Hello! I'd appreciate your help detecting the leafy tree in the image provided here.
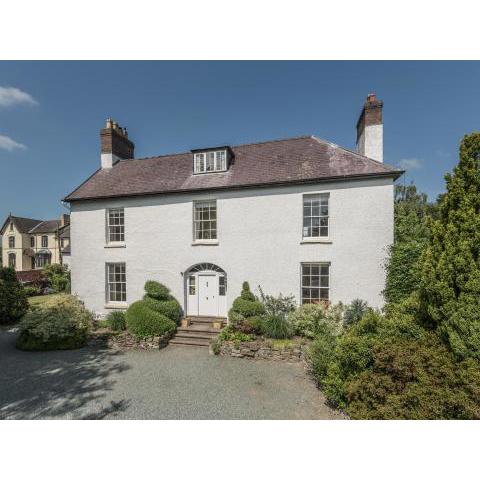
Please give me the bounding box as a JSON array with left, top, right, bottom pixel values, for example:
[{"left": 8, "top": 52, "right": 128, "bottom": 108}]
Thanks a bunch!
[
  {"left": 419, "top": 133, "right": 480, "bottom": 359},
  {"left": 0, "top": 267, "right": 29, "bottom": 324},
  {"left": 383, "top": 183, "right": 432, "bottom": 304},
  {"left": 43, "top": 263, "right": 70, "bottom": 293}
]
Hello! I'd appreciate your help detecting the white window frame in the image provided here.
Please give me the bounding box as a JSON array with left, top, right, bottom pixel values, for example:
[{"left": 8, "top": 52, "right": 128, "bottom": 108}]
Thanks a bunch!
[
  {"left": 301, "top": 262, "right": 330, "bottom": 304},
  {"left": 106, "top": 262, "right": 127, "bottom": 304},
  {"left": 193, "top": 150, "right": 227, "bottom": 174},
  {"left": 302, "top": 193, "right": 330, "bottom": 240},
  {"left": 106, "top": 208, "right": 125, "bottom": 244},
  {"left": 193, "top": 200, "right": 217, "bottom": 242}
]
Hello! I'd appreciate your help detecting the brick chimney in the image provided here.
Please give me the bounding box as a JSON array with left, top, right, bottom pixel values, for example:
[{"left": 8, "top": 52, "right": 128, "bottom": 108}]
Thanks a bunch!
[
  {"left": 356, "top": 93, "right": 383, "bottom": 163},
  {"left": 100, "top": 118, "right": 135, "bottom": 169}
]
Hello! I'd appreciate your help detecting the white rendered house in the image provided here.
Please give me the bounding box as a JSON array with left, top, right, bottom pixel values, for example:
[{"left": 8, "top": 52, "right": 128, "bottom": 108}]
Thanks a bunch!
[{"left": 64, "top": 94, "right": 402, "bottom": 318}]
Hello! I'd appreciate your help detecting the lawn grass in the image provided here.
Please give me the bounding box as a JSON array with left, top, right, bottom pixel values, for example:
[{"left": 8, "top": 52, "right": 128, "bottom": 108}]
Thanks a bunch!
[{"left": 28, "top": 293, "right": 67, "bottom": 308}]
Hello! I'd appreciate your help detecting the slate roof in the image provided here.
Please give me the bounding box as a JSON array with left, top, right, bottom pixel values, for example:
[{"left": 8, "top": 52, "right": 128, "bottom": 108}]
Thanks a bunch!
[
  {"left": 0, "top": 216, "right": 43, "bottom": 235},
  {"left": 64, "top": 135, "right": 403, "bottom": 202},
  {"left": 29, "top": 220, "right": 61, "bottom": 234}
]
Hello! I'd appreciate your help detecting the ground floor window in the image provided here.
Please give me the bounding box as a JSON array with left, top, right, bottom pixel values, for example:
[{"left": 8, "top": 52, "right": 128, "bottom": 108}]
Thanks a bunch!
[
  {"left": 301, "top": 262, "right": 329, "bottom": 304},
  {"left": 219, "top": 276, "right": 226, "bottom": 296},
  {"left": 31, "top": 257, "right": 36, "bottom": 270},
  {"left": 36, "top": 253, "right": 51, "bottom": 268},
  {"left": 8, "top": 253, "right": 16, "bottom": 269},
  {"left": 106, "top": 263, "right": 126, "bottom": 303}
]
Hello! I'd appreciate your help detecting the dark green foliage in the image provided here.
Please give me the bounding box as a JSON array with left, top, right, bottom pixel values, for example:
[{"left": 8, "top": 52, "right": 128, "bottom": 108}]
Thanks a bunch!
[
  {"left": 246, "top": 315, "right": 265, "bottom": 335},
  {"left": 0, "top": 267, "right": 28, "bottom": 324},
  {"left": 106, "top": 310, "right": 126, "bottom": 331},
  {"left": 383, "top": 184, "right": 432, "bottom": 304},
  {"left": 419, "top": 133, "right": 480, "bottom": 360},
  {"left": 308, "top": 331, "right": 337, "bottom": 387},
  {"left": 24, "top": 286, "right": 41, "bottom": 297},
  {"left": 144, "top": 280, "right": 171, "bottom": 300},
  {"left": 228, "top": 310, "right": 264, "bottom": 334},
  {"left": 43, "top": 263, "right": 71, "bottom": 293},
  {"left": 143, "top": 296, "right": 181, "bottom": 322},
  {"left": 125, "top": 301, "right": 176, "bottom": 338},
  {"left": 262, "top": 314, "right": 293, "bottom": 339},
  {"left": 344, "top": 299, "right": 370, "bottom": 327},
  {"left": 231, "top": 298, "right": 265, "bottom": 317},
  {"left": 240, "top": 281, "right": 256, "bottom": 302},
  {"left": 16, "top": 295, "right": 92, "bottom": 351},
  {"left": 218, "top": 325, "right": 255, "bottom": 343},
  {"left": 125, "top": 281, "right": 179, "bottom": 338}
]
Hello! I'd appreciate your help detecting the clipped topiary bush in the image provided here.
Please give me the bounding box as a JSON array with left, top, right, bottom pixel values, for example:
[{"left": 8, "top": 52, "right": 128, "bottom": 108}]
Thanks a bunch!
[
  {"left": 143, "top": 295, "right": 181, "bottom": 323},
  {"left": 144, "top": 280, "right": 171, "bottom": 300},
  {"left": 0, "top": 267, "right": 28, "bottom": 325},
  {"left": 231, "top": 298, "right": 265, "bottom": 317},
  {"left": 125, "top": 281, "right": 179, "bottom": 339},
  {"left": 16, "top": 295, "right": 93, "bottom": 351},
  {"left": 125, "top": 301, "right": 176, "bottom": 338},
  {"left": 229, "top": 282, "right": 265, "bottom": 331},
  {"left": 106, "top": 310, "right": 126, "bottom": 331}
]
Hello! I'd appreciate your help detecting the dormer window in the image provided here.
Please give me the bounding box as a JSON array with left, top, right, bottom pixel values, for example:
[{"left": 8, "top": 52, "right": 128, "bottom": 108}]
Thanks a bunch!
[{"left": 193, "top": 149, "right": 228, "bottom": 174}]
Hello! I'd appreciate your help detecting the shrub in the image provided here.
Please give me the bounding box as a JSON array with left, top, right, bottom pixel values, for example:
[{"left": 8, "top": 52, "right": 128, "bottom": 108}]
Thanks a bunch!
[
  {"left": 344, "top": 299, "right": 370, "bottom": 327},
  {"left": 24, "top": 286, "right": 41, "bottom": 297},
  {"left": 125, "top": 301, "right": 176, "bottom": 338},
  {"left": 289, "top": 303, "right": 344, "bottom": 339},
  {"left": 143, "top": 296, "right": 181, "bottom": 322},
  {"left": 246, "top": 315, "right": 265, "bottom": 335},
  {"left": 263, "top": 314, "right": 293, "bottom": 339},
  {"left": 0, "top": 267, "right": 28, "bottom": 324},
  {"left": 144, "top": 280, "right": 171, "bottom": 300},
  {"left": 43, "top": 264, "right": 70, "bottom": 293},
  {"left": 240, "top": 281, "right": 256, "bottom": 302},
  {"left": 258, "top": 286, "right": 296, "bottom": 317},
  {"left": 218, "top": 325, "right": 255, "bottom": 343},
  {"left": 231, "top": 298, "right": 265, "bottom": 318},
  {"left": 106, "top": 310, "right": 126, "bottom": 331},
  {"left": 16, "top": 295, "right": 92, "bottom": 351},
  {"left": 308, "top": 331, "right": 337, "bottom": 386}
]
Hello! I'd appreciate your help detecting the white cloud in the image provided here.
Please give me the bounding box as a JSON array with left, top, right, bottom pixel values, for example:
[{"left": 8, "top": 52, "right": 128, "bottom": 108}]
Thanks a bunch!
[
  {"left": 0, "top": 86, "right": 37, "bottom": 107},
  {"left": 0, "top": 134, "right": 27, "bottom": 151},
  {"left": 398, "top": 158, "right": 423, "bottom": 170}
]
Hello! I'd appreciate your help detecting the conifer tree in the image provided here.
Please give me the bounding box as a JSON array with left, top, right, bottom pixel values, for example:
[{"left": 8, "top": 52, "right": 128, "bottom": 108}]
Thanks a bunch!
[{"left": 419, "top": 133, "right": 480, "bottom": 359}]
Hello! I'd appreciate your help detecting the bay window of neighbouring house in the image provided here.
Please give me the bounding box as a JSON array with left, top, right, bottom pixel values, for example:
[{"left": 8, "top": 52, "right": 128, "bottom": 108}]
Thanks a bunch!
[
  {"left": 303, "top": 193, "right": 329, "bottom": 238},
  {"left": 106, "top": 263, "right": 126, "bottom": 303},
  {"left": 193, "top": 200, "right": 217, "bottom": 241},
  {"left": 36, "top": 253, "right": 51, "bottom": 268},
  {"left": 193, "top": 150, "right": 227, "bottom": 174},
  {"left": 301, "top": 263, "right": 330, "bottom": 304},
  {"left": 41, "top": 235, "right": 48, "bottom": 248},
  {"left": 8, "top": 253, "right": 16, "bottom": 268},
  {"left": 106, "top": 208, "right": 125, "bottom": 243},
  {"left": 8, "top": 236, "right": 15, "bottom": 248}
]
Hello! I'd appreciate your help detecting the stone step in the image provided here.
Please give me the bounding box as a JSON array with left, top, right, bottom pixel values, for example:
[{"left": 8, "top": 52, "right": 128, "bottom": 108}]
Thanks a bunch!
[
  {"left": 177, "top": 326, "right": 220, "bottom": 334},
  {"left": 174, "top": 331, "right": 216, "bottom": 341},
  {"left": 187, "top": 316, "right": 227, "bottom": 325},
  {"left": 170, "top": 337, "right": 211, "bottom": 347}
]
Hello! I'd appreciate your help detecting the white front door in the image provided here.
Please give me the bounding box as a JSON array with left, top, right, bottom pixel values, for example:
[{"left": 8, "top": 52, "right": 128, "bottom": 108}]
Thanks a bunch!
[{"left": 198, "top": 274, "right": 218, "bottom": 316}]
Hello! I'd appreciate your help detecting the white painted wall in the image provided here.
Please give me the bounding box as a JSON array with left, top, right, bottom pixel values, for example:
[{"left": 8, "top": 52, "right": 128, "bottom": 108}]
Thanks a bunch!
[
  {"left": 70, "top": 177, "right": 394, "bottom": 316},
  {"left": 357, "top": 124, "right": 383, "bottom": 163}
]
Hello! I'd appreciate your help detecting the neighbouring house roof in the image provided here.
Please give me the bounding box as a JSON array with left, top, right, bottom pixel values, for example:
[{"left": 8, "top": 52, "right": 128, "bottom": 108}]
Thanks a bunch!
[
  {"left": 64, "top": 135, "right": 403, "bottom": 202},
  {"left": 59, "top": 224, "right": 70, "bottom": 239},
  {"left": 0, "top": 215, "right": 43, "bottom": 235},
  {"left": 29, "top": 220, "right": 61, "bottom": 234}
]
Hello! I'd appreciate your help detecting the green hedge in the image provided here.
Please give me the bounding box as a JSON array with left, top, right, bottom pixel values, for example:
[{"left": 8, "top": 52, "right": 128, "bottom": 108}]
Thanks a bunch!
[
  {"left": 0, "top": 267, "right": 28, "bottom": 324},
  {"left": 231, "top": 297, "right": 265, "bottom": 317},
  {"left": 16, "top": 295, "right": 93, "bottom": 351},
  {"left": 126, "top": 300, "right": 176, "bottom": 338}
]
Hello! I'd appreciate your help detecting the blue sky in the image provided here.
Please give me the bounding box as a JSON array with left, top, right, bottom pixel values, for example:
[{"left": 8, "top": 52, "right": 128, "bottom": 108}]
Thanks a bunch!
[{"left": 1, "top": 61, "right": 480, "bottom": 222}]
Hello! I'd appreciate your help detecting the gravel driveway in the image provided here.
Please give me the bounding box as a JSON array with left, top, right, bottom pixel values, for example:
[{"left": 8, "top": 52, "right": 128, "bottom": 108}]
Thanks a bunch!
[{"left": 0, "top": 329, "right": 342, "bottom": 420}]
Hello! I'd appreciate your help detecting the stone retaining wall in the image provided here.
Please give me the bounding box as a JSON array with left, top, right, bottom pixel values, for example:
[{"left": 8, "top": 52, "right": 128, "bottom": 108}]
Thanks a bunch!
[
  {"left": 107, "top": 331, "right": 172, "bottom": 350},
  {"left": 213, "top": 338, "right": 309, "bottom": 362}
]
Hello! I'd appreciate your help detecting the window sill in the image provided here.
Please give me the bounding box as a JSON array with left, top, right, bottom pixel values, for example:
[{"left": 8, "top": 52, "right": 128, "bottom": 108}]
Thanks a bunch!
[
  {"left": 104, "top": 243, "right": 126, "bottom": 248},
  {"left": 300, "top": 238, "right": 332, "bottom": 244},
  {"left": 104, "top": 302, "right": 128, "bottom": 310},
  {"left": 191, "top": 240, "right": 219, "bottom": 246}
]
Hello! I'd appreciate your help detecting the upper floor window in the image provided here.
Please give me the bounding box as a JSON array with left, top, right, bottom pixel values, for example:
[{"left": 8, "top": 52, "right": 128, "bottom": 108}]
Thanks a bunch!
[
  {"left": 303, "top": 193, "right": 329, "bottom": 238},
  {"left": 8, "top": 236, "right": 15, "bottom": 248},
  {"left": 106, "top": 263, "right": 126, "bottom": 303},
  {"left": 9, "top": 222, "right": 13, "bottom": 231},
  {"left": 301, "top": 263, "right": 329, "bottom": 304},
  {"left": 193, "top": 200, "right": 217, "bottom": 241},
  {"left": 30, "top": 236, "right": 35, "bottom": 248},
  {"left": 8, "top": 253, "right": 16, "bottom": 269},
  {"left": 193, "top": 150, "right": 227, "bottom": 174},
  {"left": 41, "top": 235, "right": 48, "bottom": 248},
  {"left": 106, "top": 208, "right": 125, "bottom": 243},
  {"left": 60, "top": 238, "right": 65, "bottom": 248}
]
